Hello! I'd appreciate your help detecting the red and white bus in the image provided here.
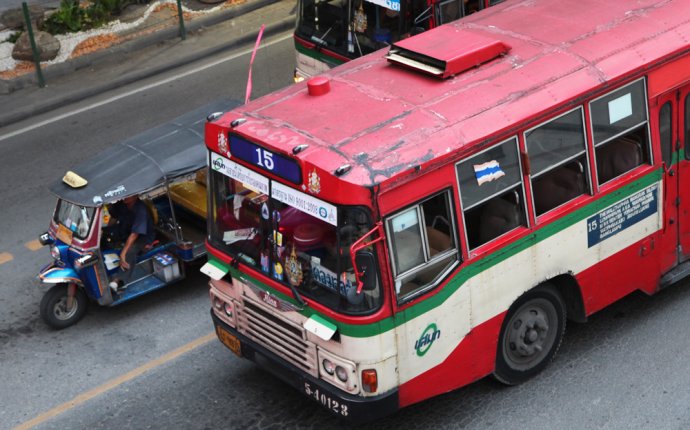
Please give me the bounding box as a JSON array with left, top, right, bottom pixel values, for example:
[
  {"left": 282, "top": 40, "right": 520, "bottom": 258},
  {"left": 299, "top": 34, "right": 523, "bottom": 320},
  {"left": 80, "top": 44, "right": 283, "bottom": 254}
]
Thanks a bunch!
[
  {"left": 293, "top": 0, "right": 504, "bottom": 80},
  {"left": 203, "top": 0, "right": 690, "bottom": 422}
]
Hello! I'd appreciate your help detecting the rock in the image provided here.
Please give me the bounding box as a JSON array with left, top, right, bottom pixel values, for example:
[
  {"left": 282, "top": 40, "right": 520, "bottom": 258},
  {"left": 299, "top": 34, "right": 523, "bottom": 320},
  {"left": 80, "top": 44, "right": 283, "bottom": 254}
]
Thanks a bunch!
[
  {"left": 12, "top": 31, "right": 60, "bottom": 62},
  {"left": 0, "top": 5, "right": 46, "bottom": 31}
]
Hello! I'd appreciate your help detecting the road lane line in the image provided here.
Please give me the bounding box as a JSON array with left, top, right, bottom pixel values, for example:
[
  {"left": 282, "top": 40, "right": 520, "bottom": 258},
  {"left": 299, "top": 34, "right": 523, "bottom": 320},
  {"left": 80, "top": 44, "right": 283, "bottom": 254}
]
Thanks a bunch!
[
  {"left": 13, "top": 332, "right": 216, "bottom": 430},
  {"left": 0, "top": 32, "right": 292, "bottom": 143},
  {"left": 25, "top": 240, "right": 43, "bottom": 251},
  {"left": 0, "top": 252, "right": 13, "bottom": 265}
]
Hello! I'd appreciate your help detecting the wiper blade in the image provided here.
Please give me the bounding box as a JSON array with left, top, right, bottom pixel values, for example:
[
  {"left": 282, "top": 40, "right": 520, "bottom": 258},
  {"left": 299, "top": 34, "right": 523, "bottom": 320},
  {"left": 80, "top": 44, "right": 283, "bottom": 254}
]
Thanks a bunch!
[
  {"left": 310, "top": 26, "right": 334, "bottom": 47},
  {"left": 289, "top": 283, "right": 307, "bottom": 307}
]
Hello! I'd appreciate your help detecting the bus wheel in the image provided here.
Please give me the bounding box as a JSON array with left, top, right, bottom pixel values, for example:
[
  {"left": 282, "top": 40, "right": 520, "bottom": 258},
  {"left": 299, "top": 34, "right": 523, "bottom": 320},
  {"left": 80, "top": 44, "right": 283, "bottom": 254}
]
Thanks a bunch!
[
  {"left": 494, "top": 285, "right": 565, "bottom": 385},
  {"left": 40, "top": 283, "right": 87, "bottom": 330}
]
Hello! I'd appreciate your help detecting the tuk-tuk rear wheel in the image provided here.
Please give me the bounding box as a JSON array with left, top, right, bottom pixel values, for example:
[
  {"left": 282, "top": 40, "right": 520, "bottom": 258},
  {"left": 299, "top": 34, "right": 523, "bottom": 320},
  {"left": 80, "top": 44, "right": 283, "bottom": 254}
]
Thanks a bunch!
[{"left": 40, "top": 283, "right": 87, "bottom": 330}]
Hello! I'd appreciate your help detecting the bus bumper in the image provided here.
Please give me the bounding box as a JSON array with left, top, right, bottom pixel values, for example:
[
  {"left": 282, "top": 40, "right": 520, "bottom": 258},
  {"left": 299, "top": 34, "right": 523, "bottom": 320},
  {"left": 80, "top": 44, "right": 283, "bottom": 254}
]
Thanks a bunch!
[{"left": 211, "top": 310, "right": 399, "bottom": 423}]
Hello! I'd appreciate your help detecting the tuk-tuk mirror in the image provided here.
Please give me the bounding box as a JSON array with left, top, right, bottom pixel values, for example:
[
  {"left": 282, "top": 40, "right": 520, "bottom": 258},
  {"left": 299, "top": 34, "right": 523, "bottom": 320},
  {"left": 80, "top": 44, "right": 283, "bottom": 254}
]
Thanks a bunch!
[{"left": 354, "top": 250, "right": 378, "bottom": 292}]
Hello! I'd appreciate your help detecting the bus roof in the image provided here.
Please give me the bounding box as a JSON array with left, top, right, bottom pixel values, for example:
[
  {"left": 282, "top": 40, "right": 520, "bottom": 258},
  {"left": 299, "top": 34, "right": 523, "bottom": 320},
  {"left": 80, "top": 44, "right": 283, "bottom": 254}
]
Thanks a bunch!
[{"left": 221, "top": 0, "right": 690, "bottom": 189}]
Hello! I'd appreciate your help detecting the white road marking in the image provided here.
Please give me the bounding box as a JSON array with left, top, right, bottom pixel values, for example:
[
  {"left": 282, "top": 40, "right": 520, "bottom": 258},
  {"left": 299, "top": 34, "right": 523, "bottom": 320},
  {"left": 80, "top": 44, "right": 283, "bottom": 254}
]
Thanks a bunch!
[{"left": 0, "top": 33, "right": 292, "bottom": 143}]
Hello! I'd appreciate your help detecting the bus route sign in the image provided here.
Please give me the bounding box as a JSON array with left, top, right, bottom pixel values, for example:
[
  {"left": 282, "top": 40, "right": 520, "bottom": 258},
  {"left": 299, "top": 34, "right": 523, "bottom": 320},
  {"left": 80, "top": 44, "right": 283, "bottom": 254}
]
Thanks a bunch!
[{"left": 587, "top": 184, "right": 658, "bottom": 248}]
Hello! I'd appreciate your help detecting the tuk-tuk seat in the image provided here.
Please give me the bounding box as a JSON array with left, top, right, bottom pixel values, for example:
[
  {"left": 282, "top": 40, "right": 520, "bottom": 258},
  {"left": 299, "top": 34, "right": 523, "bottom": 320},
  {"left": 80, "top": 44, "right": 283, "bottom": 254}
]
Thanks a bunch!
[
  {"left": 143, "top": 199, "right": 159, "bottom": 225},
  {"left": 169, "top": 170, "right": 207, "bottom": 218}
]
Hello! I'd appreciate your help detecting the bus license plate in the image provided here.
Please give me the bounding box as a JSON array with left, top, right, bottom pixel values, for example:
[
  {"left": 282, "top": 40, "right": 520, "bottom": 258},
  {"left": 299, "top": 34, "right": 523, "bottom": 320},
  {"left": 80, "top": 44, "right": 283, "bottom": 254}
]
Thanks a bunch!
[
  {"left": 303, "top": 382, "right": 349, "bottom": 417},
  {"left": 216, "top": 326, "right": 241, "bottom": 357}
]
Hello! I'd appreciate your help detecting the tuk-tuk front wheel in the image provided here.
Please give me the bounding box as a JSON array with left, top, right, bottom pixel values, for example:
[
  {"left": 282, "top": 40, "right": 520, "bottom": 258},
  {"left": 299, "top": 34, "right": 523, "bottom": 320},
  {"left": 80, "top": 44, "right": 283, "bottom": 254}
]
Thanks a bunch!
[{"left": 40, "top": 283, "right": 87, "bottom": 329}]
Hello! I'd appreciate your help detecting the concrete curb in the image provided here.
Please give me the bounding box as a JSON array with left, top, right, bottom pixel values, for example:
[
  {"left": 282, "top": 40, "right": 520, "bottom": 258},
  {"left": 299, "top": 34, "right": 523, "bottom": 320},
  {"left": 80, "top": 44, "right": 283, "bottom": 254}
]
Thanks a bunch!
[{"left": 0, "top": 1, "right": 293, "bottom": 127}]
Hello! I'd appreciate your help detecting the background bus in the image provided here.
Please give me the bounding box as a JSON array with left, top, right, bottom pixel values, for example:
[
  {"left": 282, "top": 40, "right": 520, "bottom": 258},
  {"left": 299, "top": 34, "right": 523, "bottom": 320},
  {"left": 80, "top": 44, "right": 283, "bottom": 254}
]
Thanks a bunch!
[
  {"left": 204, "top": 0, "right": 690, "bottom": 422},
  {"left": 293, "top": 0, "right": 504, "bottom": 80}
]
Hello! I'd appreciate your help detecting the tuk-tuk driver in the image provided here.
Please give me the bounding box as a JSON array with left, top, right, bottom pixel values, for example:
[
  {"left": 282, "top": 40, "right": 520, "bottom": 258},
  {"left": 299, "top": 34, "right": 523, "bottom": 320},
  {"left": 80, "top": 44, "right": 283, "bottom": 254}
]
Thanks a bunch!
[{"left": 108, "top": 196, "right": 155, "bottom": 292}]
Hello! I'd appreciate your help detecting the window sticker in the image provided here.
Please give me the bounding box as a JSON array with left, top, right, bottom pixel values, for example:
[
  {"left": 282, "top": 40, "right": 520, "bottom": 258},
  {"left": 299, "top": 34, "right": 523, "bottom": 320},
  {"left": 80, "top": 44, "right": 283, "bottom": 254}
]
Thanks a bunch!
[
  {"left": 211, "top": 153, "right": 269, "bottom": 195},
  {"left": 271, "top": 181, "right": 337, "bottom": 226},
  {"left": 608, "top": 93, "right": 633, "bottom": 124},
  {"left": 391, "top": 209, "right": 419, "bottom": 233},
  {"left": 473, "top": 160, "right": 505, "bottom": 185}
]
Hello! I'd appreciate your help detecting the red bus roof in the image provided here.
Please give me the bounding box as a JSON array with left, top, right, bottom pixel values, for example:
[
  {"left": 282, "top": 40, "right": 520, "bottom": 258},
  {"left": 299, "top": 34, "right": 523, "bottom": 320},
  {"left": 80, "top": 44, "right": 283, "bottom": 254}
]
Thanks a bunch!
[{"left": 216, "top": 0, "right": 690, "bottom": 189}]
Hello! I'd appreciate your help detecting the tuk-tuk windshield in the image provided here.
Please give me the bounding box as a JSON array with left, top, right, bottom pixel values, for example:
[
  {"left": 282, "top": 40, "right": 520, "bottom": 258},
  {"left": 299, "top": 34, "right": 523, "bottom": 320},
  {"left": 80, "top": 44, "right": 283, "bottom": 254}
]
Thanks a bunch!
[{"left": 54, "top": 200, "right": 95, "bottom": 240}]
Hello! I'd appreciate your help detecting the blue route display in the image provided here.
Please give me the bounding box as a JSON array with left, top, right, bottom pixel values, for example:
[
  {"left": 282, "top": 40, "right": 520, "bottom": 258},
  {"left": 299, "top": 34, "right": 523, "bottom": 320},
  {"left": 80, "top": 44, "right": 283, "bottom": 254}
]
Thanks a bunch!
[{"left": 587, "top": 184, "right": 658, "bottom": 248}]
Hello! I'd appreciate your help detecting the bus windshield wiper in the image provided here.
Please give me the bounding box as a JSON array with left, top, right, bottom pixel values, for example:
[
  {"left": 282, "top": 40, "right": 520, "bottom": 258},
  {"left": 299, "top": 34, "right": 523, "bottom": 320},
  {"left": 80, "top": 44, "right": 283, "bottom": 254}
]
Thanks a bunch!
[
  {"left": 289, "top": 282, "right": 307, "bottom": 307},
  {"left": 311, "top": 26, "right": 333, "bottom": 46}
]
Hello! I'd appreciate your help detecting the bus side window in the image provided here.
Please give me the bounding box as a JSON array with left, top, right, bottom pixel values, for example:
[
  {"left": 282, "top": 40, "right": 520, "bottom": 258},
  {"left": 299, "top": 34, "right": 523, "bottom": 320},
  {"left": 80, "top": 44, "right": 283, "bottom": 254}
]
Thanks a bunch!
[
  {"left": 526, "top": 107, "right": 589, "bottom": 216},
  {"left": 590, "top": 78, "right": 651, "bottom": 185},
  {"left": 387, "top": 190, "right": 459, "bottom": 301},
  {"left": 457, "top": 136, "right": 527, "bottom": 249}
]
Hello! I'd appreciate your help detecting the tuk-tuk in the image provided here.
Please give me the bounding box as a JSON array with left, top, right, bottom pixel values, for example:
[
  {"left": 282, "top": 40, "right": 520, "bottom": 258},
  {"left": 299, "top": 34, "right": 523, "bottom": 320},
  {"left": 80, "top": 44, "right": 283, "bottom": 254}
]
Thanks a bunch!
[{"left": 37, "top": 101, "right": 238, "bottom": 329}]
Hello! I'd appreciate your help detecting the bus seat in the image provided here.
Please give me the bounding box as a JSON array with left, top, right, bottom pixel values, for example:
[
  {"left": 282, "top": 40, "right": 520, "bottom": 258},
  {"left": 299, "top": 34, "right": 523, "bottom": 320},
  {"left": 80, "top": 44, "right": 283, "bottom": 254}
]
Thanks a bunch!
[
  {"left": 532, "top": 166, "right": 584, "bottom": 215},
  {"left": 479, "top": 196, "right": 521, "bottom": 243},
  {"left": 426, "top": 227, "right": 452, "bottom": 256},
  {"left": 596, "top": 137, "right": 642, "bottom": 183}
]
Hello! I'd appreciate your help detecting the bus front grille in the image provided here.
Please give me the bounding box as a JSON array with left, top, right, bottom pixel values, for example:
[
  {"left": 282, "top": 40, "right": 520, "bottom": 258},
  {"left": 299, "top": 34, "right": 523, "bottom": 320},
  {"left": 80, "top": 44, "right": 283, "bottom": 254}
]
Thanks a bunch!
[{"left": 238, "top": 299, "right": 318, "bottom": 377}]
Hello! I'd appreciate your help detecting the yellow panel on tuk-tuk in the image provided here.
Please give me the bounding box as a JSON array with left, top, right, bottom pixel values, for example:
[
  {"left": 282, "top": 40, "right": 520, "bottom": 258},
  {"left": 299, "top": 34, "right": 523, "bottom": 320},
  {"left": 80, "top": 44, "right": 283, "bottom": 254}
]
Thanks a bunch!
[{"left": 169, "top": 180, "right": 207, "bottom": 218}]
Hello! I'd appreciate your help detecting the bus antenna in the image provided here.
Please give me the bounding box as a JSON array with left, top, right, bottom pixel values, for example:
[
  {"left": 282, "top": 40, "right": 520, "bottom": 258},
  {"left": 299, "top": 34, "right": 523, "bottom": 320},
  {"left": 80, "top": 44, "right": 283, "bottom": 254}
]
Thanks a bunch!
[{"left": 245, "top": 24, "right": 266, "bottom": 105}]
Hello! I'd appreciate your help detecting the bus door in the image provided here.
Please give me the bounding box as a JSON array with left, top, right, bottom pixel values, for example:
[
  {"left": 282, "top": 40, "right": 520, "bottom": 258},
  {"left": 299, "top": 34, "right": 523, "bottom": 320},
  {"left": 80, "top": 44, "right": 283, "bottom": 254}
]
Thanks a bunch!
[{"left": 656, "top": 83, "right": 690, "bottom": 273}]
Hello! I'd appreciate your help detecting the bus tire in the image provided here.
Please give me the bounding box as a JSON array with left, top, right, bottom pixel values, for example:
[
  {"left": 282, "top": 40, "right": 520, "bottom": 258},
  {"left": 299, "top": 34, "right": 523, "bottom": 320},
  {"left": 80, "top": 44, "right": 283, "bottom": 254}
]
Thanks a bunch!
[
  {"left": 40, "top": 283, "right": 87, "bottom": 330},
  {"left": 493, "top": 285, "right": 566, "bottom": 385}
]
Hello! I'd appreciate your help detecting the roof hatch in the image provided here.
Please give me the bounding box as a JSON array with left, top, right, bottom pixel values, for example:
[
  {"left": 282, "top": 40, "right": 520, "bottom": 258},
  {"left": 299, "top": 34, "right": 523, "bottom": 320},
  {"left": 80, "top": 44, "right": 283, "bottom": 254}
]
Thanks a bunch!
[{"left": 386, "top": 26, "right": 510, "bottom": 78}]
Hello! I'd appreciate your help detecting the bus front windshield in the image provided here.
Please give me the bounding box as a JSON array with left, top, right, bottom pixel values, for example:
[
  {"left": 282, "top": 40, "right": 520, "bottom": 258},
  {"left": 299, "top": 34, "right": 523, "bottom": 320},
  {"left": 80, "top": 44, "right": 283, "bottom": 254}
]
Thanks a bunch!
[
  {"left": 295, "top": 0, "right": 419, "bottom": 59},
  {"left": 209, "top": 167, "right": 382, "bottom": 314}
]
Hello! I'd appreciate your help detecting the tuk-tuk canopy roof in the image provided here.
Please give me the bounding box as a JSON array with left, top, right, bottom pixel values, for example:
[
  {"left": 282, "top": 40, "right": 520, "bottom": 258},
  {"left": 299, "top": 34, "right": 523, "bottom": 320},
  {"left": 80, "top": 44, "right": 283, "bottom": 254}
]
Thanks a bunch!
[{"left": 50, "top": 100, "right": 239, "bottom": 207}]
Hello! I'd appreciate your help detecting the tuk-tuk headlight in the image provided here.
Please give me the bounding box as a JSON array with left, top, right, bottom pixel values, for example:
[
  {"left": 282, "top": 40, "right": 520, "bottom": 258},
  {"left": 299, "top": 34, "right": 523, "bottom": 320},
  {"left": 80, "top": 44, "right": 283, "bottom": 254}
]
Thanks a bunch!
[{"left": 50, "top": 246, "right": 61, "bottom": 261}]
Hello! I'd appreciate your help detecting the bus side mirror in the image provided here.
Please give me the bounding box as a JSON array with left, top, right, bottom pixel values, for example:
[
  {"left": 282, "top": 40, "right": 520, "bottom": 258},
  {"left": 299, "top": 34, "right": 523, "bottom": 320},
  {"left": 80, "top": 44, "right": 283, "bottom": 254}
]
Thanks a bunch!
[{"left": 355, "top": 250, "right": 378, "bottom": 292}]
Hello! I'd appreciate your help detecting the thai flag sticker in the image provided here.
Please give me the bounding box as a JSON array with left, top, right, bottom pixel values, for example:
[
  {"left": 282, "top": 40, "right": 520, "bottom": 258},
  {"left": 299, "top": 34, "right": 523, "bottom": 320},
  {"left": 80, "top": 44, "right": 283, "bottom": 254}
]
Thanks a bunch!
[{"left": 473, "top": 160, "right": 505, "bottom": 186}]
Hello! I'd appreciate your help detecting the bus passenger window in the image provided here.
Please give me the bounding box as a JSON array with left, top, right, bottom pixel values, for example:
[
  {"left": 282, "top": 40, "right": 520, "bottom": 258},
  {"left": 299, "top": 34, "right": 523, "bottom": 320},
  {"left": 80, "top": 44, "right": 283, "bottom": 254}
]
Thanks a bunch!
[
  {"left": 457, "top": 137, "right": 527, "bottom": 249},
  {"left": 387, "top": 190, "right": 459, "bottom": 301},
  {"left": 526, "top": 107, "right": 589, "bottom": 216},
  {"left": 590, "top": 78, "right": 650, "bottom": 185},
  {"left": 436, "top": 0, "right": 462, "bottom": 24}
]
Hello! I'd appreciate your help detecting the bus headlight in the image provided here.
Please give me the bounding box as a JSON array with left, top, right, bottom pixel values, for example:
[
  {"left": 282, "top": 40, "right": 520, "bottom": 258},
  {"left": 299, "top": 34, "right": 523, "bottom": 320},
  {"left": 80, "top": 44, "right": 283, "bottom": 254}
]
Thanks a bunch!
[
  {"left": 335, "top": 365, "right": 348, "bottom": 382},
  {"left": 322, "top": 359, "right": 335, "bottom": 375},
  {"left": 317, "top": 350, "right": 357, "bottom": 393},
  {"left": 223, "top": 302, "right": 234, "bottom": 318}
]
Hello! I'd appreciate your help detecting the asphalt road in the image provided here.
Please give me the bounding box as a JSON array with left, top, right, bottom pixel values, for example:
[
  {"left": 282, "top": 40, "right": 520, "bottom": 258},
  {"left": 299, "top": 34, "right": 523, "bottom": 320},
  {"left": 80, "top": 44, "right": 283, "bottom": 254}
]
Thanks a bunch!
[{"left": 3, "top": 29, "right": 690, "bottom": 430}]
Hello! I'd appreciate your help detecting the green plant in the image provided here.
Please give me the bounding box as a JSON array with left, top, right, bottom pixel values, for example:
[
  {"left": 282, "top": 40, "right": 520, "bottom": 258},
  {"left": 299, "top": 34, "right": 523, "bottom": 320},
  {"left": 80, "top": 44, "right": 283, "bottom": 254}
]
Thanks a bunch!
[
  {"left": 42, "top": 0, "right": 131, "bottom": 35},
  {"left": 5, "top": 31, "right": 22, "bottom": 43},
  {"left": 43, "top": 0, "right": 84, "bottom": 34}
]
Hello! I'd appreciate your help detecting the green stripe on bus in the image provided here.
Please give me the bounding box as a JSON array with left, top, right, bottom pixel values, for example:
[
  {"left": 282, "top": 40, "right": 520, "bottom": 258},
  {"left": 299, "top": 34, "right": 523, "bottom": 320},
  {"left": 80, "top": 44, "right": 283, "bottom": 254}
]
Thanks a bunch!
[
  {"left": 211, "top": 169, "right": 662, "bottom": 338},
  {"left": 294, "top": 41, "right": 346, "bottom": 67}
]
